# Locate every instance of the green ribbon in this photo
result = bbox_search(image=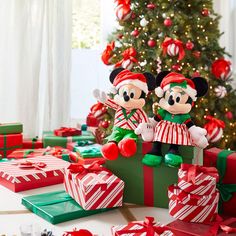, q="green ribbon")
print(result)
[76,140,94,147]
[23,150,34,158]
[216,150,236,213]
[122,108,137,120]
[31,136,39,149]
[80,147,101,157]
[170,80,187,89]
